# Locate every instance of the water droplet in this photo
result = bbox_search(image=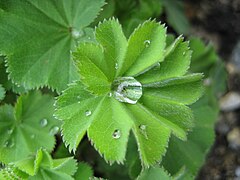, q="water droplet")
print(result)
[139,125,146,130]
[108,92,112,97]
[115,63,119,70]
[112,130,121,139]
[72,28,84,39]
[31,134,35,139]
[144,40,151,47]
[112,77,142,104]
[85,110,92,117]
[204,78,212,86]
[7,128,13,135]
[40,118,48,127]
[4,139,14,148]
[78,101,81,104]
[139,125,148,139]
[49,126,60,135]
